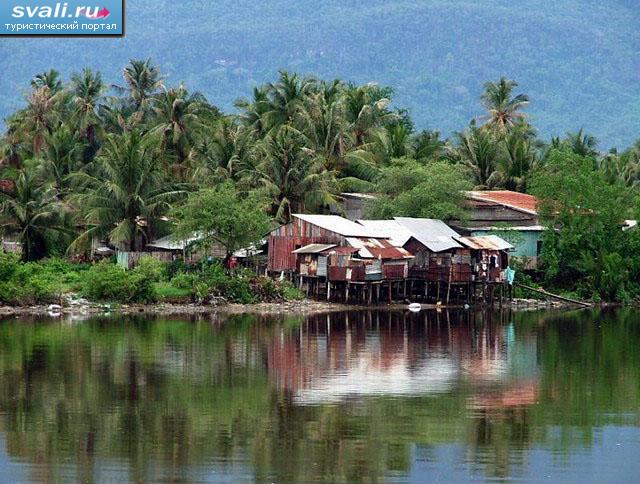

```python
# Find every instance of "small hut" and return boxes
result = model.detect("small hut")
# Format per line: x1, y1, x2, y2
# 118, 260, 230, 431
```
455, 235, 513, 283
267, 214, 387, 273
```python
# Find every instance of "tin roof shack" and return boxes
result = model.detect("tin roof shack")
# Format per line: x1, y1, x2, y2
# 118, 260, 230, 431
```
267, 214, 387, 272
292, 244, 337, 277
457, 191, 543, 268
344, 237, 413, 281
389, 217, 472, 283
456, 235, 514, 283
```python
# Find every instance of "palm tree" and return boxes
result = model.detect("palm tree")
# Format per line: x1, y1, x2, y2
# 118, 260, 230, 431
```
297, 79, 350, 171
113, 59, 164, 111
151, 85, 207, 179
565, 128, 598, 157
499, 131, 538, 191
71, 68, 105, 149
262, 71, 316, 130
451, 125, 502, 189
0, 166, 66, 261
343, 83, 396, 146
412, 130, 445, 162
31, 69, 63, 93
480, 77, 529, 134
41, 127, 83, 195
193, 116, 253, 182
235, 86, 271, 136
256, 125, 337, 223
20, 86, 63, 155
70, 130, 184, 251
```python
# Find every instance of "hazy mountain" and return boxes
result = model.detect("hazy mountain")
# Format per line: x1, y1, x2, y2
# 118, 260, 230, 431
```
1, 0, 638, 148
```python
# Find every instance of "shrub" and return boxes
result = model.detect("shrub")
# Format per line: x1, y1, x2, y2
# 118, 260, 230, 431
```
133, 256, 168, 283
80, 262, 156, 303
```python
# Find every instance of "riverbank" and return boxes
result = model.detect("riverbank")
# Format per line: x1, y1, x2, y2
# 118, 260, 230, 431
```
0, 296, 581, 318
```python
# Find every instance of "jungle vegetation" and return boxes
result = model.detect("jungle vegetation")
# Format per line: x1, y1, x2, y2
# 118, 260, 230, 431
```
1, 61, 640, 301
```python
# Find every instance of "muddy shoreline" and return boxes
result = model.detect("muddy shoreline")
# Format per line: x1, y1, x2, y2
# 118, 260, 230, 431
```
0, 297, 579, 319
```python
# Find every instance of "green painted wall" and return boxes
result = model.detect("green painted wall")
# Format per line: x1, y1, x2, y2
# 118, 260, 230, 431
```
471, 230, 542, 258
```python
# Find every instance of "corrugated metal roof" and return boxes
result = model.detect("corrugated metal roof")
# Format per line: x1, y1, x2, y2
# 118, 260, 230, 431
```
292, 243, 337, 254
357, 219, 413, 247
340, 192, 378, 200
456, 235, 514, 251
293, 214, 387, 237
345, 237, 413, 259
466, 191, 538, 215
147, 233, 200, 250
470, 225, 545, 232
394, 217, 463, 252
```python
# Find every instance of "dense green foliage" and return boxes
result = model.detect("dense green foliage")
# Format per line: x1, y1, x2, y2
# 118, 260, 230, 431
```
2, 58, 640, 302
2, 0, 639, 148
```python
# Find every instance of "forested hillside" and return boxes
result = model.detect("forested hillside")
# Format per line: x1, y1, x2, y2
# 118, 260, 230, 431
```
1, 0, 639, 147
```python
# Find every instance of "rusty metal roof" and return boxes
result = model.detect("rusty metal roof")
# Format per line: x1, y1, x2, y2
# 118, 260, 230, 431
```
394, 217, 463, 252
455, 235, 514, 251
466, 190, 538, 215
345, 237, 413, 259
292, 243, 337, 254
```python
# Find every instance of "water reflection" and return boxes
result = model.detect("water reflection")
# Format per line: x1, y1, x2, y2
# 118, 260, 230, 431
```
0, 308, 637, 481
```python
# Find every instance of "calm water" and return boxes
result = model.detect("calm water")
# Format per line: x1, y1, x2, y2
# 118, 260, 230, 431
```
0, 309, 638, 482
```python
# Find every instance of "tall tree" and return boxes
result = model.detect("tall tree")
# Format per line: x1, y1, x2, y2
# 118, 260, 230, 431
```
256, 125, 336, 223
480, 77, 529, 134
71, 130, 183, 251
0, 165, 67, 261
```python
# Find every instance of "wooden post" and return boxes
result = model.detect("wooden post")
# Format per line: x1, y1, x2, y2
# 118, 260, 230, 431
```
345, 283, 349, 303
327, 281, 331, 301
388, 282, 392, 303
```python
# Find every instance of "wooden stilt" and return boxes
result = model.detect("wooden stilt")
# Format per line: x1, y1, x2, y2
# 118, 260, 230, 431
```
327, 281, 331, 301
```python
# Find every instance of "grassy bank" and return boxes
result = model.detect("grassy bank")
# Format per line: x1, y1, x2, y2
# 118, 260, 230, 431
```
0, 253, 304, 307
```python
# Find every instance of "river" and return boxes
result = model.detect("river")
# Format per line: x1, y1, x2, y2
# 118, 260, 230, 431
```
0, 308, 638, 482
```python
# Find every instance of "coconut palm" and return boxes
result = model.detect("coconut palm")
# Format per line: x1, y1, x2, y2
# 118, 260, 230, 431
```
19, 86, 63, 155
297, 79, 350, 171
235, 86, 271, 136
498, 131, 539, 191
412, 130, 445, 162
41, 127, 84, 195
343, 83, 396, 146
70, 130, 184, 251
480, 77, 529, 134
565, 128, 599, 157
193, 116, 253, 182
113, 59, 164, 112
0, 165, 66, 261
451, 125, 502, 189
256, 125, 337, 223
31, 69, 63, 93
151, 85, 208, 180
71, 68, 105, 148
263, 71, 316, 130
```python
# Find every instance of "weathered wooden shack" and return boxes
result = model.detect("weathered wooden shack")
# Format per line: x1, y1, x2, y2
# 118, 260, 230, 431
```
456, 235, 513, 283
267, 214, 387, 273
391, 217, 471, 283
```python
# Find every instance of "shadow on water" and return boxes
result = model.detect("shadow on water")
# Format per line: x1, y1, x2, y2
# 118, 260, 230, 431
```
0, 307, 638, 481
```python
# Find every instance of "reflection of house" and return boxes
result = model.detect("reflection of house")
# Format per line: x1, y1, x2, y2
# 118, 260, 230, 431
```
455, 191, 544, 269
266, 311, 539, 406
